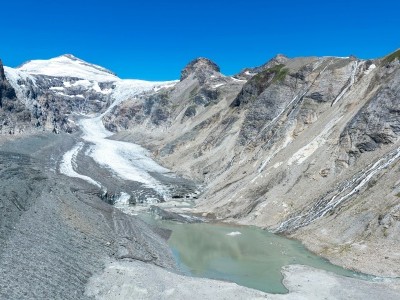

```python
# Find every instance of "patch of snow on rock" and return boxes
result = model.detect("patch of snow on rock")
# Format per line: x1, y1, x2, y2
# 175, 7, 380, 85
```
364, 64, 376, 75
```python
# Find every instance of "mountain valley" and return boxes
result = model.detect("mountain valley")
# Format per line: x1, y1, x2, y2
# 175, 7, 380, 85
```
1, 50, 400, 299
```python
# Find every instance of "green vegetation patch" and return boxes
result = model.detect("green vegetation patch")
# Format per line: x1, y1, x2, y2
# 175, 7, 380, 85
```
382, 49, 400, 65
253, 64, 289, 85
274, 67, 289, 82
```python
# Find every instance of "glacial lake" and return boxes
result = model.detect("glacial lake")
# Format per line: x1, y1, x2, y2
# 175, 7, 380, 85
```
141, 215, 371, 294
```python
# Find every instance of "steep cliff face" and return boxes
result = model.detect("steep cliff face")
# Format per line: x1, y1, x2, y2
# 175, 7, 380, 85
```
0, 59, 32, 134
340, 59, 400, 156
104, 50, 400, 276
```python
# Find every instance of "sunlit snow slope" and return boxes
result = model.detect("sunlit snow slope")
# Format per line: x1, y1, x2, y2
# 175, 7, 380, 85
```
17, 54, 119, 82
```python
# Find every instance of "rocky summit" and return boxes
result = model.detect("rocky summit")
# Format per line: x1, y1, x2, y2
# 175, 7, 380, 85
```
1, 49, 400, 299
180, 57, 221, 82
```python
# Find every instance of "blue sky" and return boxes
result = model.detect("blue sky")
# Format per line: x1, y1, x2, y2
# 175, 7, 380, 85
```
1, 0, 399, 80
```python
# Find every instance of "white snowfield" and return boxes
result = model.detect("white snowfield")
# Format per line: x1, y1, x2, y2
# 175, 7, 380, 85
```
17, 54, 119, 82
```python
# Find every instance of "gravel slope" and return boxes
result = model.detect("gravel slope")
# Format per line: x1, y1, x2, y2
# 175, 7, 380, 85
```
86, 260, 400, 300
0, 133, 175, 299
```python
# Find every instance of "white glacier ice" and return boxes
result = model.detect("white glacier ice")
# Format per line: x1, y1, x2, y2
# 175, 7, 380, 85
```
78, 80, 176, 194
58, 76, 177, 198
59, 142, 102, 188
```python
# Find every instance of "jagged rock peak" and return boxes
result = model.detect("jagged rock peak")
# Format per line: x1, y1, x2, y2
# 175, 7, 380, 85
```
0, 59, 6, 80
258, 54, 289, 71
180, 57, 220, 81
234, 54, 289, 80
271, 54, 288, 62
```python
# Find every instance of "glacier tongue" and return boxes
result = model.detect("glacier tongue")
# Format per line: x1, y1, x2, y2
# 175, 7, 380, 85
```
59, 142, 102, 188
60, 79, 177, 199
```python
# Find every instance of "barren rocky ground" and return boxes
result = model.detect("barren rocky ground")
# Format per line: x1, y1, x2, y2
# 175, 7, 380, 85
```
0, 133, 176, 299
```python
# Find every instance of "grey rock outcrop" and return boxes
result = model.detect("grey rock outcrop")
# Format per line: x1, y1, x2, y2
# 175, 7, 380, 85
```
180, 57, 221, 83
0, 59, 17, 104
340, 59, 400, 157
0, 60, 32, 134
149, 206, 203, 223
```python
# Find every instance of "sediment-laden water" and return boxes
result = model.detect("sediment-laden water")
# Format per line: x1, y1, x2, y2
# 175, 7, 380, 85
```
140, 214, 372, 294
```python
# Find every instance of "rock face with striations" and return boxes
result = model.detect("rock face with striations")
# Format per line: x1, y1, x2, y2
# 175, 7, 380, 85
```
340, 58, 400, 157
0, 59, 17, 104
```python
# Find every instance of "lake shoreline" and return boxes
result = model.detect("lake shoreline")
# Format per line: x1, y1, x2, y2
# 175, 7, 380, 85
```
85, 260, 400, 299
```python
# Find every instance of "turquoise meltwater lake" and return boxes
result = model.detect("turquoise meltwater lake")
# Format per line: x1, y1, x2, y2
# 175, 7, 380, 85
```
141, 215, 372, 294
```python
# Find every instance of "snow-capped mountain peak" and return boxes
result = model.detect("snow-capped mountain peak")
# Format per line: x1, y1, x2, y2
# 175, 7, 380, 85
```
17, 54, 119, 82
